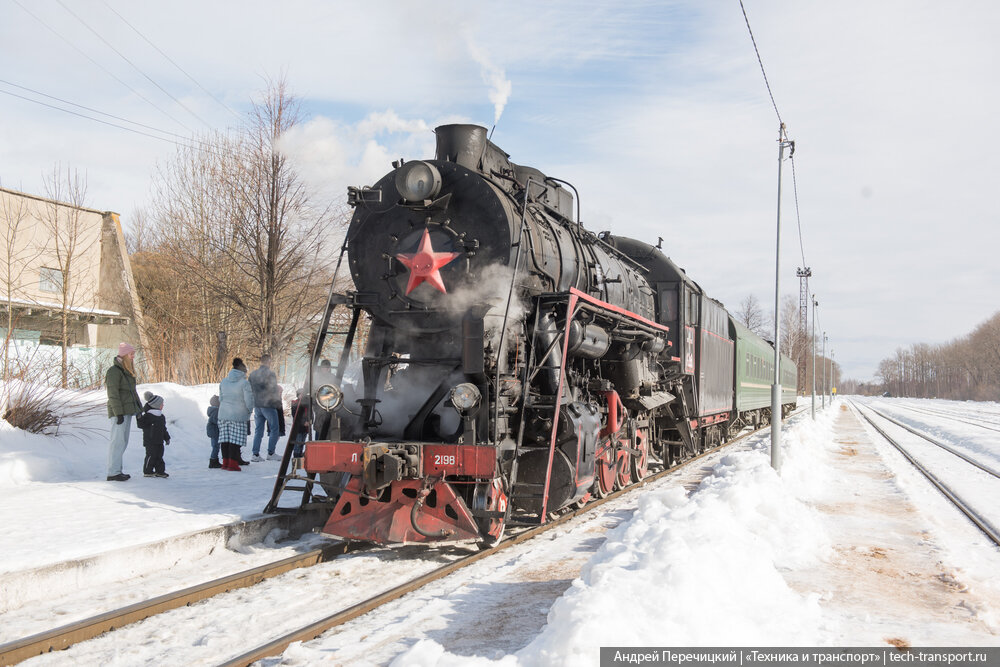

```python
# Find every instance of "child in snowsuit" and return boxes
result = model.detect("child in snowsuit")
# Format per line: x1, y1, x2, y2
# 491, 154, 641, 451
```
207, 395, 221, 468
136, 391, 171, 478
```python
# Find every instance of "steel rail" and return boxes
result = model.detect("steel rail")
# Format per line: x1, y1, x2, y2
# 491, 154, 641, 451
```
0, 542, 354, 666
220, 411, 805, 667
891, 403, 1000, 434
864, 405, 1000, 479
3, 409, 805, 667
852, 402, 1000, 550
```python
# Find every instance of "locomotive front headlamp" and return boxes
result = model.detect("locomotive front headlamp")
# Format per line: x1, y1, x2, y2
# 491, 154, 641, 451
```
395, 160, 442, 202
315, 383, 344, 412
449, 382, 481, 414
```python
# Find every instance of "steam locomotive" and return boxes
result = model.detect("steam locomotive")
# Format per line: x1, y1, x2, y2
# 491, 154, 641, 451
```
266, 124, 797, 546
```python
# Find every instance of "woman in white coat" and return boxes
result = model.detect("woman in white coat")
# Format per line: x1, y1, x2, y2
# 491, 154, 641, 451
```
218, 357, 254, 471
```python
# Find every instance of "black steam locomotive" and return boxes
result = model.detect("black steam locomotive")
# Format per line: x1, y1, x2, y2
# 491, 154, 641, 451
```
266, 124, 797, 545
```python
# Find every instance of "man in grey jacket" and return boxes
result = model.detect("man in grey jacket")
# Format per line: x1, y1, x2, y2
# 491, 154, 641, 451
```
249, 354, 282, 461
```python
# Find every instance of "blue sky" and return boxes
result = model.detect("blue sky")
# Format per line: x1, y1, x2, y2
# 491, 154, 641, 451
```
2, 0, 999, 382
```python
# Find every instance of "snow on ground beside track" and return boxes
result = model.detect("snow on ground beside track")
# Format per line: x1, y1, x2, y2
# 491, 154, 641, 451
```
0, 381, 286, 574
391, 402, 1000, 666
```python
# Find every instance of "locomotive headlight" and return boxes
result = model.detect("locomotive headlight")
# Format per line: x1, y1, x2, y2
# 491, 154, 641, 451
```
450, 382, 482, 415
395, 160, 442, 202
315, 383, 344, 412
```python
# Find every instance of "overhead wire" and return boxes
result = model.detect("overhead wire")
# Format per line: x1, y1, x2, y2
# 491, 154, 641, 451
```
101, 0, 242, 122
0, 84, 242, 163
739, 0, 810, 276
0, 78, 221, 151
11, 0, 195, 133
739, 0, 782, 126
54, 0, 215, 130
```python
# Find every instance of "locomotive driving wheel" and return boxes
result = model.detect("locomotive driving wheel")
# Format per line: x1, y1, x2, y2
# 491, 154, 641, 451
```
594, 435, 617, 498
613, 435, 632, 491
630, 427, 650, 483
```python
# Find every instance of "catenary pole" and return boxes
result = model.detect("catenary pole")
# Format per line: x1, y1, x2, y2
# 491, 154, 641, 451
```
811, 296, 817, 419
771, 124, 793, 471
831, 349, 835, 400
822, 332, 827, 408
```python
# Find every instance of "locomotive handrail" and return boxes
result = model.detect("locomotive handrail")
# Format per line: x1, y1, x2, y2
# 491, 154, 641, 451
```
492, 176, 540, 447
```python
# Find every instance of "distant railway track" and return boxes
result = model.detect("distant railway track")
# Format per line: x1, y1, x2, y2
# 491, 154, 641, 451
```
890, 403, 1000, 433
851, 401, 1000, 550
863, 405, 1000, 480
1, 412, 803, 666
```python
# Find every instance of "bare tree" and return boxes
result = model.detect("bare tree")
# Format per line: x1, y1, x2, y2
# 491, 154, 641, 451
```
40, 166, 98, 388
734, 293, 768, 338
143, 76, 342, 382
0, 184, 45, 380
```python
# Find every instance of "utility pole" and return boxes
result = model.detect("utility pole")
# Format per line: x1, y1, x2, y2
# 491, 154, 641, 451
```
811, 296, 817, 419
831, 349, 836, 401
771, 123, 794, 472
822, 332, 828, 408
796, 267, 811, 395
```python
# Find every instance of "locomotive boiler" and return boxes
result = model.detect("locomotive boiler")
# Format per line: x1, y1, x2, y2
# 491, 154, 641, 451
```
266, 124, 797, 546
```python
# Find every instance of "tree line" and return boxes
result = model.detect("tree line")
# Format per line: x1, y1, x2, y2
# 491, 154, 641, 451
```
863, 311, 1000, 401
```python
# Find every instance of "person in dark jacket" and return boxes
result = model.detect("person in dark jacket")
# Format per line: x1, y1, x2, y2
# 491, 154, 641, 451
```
207, 395, 221, 468
249, 354, 282, 461
105, 342, 142, 481
136, 391, 171, 478
289, 387, 312, 458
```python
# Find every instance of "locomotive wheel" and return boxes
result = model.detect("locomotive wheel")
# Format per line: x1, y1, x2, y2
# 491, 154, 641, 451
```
614, 438, 632, 491
630, 428, 649, 483
473, 478, 508, 550
594, 436, 616, 498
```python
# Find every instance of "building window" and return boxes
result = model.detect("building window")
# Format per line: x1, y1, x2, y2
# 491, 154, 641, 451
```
39, 267, 63, 293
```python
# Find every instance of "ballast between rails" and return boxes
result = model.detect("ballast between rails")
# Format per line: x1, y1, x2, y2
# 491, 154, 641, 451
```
851, 401, 1000, 550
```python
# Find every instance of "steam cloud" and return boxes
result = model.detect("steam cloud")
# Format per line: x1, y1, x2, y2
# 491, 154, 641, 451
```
464, 36, 512, 126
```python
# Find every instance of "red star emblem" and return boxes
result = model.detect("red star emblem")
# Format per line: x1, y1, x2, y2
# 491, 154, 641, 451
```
395, 228, 461, 294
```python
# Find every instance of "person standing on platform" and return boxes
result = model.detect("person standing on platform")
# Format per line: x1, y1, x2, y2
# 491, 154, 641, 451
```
218, 358, 254, 471
249, 353, 282, 461
105, 342, 142, 482
136, 392, 170, 478
207, 394, 221, 468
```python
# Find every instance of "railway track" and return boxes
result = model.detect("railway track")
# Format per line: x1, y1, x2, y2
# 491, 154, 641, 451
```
0, 411, 803, 666
851, 401, 1000, 550
863, 404, 1000, 479
890, 402, 1000, 433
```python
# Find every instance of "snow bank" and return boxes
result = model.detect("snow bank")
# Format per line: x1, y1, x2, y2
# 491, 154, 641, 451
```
393, 409, 841, 666
0, 381, 220, 486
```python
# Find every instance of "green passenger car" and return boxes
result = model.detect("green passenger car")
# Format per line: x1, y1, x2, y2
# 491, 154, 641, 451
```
730, 316, 797, 420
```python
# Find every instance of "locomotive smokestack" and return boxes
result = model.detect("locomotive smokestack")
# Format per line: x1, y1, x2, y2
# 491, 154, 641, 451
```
435, 124, 488, 170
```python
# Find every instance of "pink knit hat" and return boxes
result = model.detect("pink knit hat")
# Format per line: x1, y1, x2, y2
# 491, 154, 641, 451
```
118, 342, 136, 356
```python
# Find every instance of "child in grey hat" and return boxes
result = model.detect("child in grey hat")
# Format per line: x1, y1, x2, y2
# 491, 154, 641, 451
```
137, 391, 171, 478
